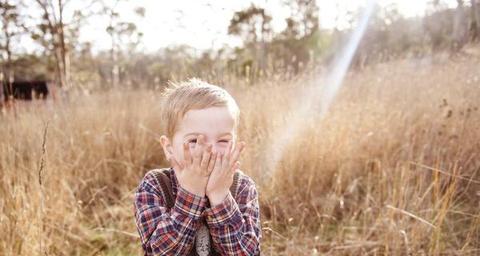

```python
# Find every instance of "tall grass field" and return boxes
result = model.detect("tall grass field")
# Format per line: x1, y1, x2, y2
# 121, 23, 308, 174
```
1, 53, 480, 255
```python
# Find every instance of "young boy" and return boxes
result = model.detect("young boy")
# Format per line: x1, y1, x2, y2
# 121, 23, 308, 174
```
134, 78, 261, 255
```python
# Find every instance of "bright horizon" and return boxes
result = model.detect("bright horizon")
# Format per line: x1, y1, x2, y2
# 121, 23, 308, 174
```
19, 0, 458, 54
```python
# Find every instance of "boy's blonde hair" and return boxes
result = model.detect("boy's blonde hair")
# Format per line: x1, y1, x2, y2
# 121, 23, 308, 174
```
160, 78, 240, 140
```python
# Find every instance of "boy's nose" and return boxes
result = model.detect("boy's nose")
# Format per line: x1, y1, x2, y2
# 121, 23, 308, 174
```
209, 144, 223, 155
200, 140, 211, 149
209, 144, 217, 154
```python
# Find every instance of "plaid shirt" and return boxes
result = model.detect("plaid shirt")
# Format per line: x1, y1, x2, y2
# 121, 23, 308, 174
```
134, 167, 261, 255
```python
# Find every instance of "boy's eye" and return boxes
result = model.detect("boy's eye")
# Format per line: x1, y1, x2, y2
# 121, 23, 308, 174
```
189, 139, 197, 144
219, 140, 229, 143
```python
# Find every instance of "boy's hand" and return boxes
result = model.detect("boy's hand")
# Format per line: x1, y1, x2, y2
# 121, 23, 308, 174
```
206, 140, 246, 206
169, 135, 216, 197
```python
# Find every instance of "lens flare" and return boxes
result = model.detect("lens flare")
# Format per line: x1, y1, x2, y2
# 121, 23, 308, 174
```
264, 0, 376, 181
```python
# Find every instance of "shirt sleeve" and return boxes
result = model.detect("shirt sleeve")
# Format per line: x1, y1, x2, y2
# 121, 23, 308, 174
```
134, 172, 207, 255
203, 175, 261, 255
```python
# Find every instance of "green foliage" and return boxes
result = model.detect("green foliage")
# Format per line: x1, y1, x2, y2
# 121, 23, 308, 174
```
228, 4, 272, 44
2, 0, 480, 89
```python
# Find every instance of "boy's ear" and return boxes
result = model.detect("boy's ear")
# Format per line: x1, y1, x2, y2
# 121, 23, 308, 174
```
159, 135, 174, 161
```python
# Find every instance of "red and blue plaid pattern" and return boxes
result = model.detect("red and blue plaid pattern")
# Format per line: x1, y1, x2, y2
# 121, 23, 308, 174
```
133, 168, 261, 255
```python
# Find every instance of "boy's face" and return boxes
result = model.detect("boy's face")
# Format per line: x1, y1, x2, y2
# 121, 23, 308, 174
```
160, 106, 237, 165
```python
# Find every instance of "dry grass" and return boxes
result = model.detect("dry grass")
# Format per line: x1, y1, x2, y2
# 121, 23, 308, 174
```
1, 52, 480, 255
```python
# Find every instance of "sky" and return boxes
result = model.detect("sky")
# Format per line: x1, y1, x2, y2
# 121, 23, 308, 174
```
21, 0, 459, 54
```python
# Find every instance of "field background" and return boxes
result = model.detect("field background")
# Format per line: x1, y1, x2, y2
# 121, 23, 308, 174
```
1, 49, 480, 255
2, 0, 480, 255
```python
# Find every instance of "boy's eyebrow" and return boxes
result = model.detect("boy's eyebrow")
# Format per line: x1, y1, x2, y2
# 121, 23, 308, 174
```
184, 132, 232, 137
184, 132, 200, 137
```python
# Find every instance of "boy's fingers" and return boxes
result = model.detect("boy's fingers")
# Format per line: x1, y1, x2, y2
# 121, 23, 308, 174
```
229, 160, 240, 174
221, 150, 230, 173
199, 134, 205, 144
224, 141, 233, 163
230, 140, 236, 155
229, 141, 245, 168
214, 152, 223, 172
193, 150, 202, 167
194, 134, 206, 156
183, 142, 192, 165
207, 151, 217, 174
193, 135, 207, 166
200, 144, 212, 174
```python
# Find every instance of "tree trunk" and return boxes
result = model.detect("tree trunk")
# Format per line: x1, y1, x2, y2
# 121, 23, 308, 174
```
58, 0, 69, 89
471, 0, 480, 41
452, 0, 468, 51
35, 0, 70, 89
1, 0, 14, 97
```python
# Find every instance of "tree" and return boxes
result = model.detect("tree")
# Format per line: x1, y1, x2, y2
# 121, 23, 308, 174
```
452, 0, 468, 51
283, 0, 319, 39
0, 0, 24, 85
101, 0, 144, 88
469, 0, 480, 41
273, 0, 321, 73
30, 0, 72, 89
228, 4, 272, 74
228, 4, 272, 45
30, 0, 102, 90
424, 1, 455, 52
